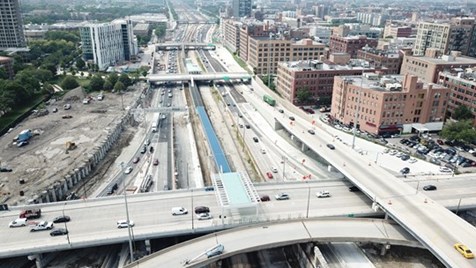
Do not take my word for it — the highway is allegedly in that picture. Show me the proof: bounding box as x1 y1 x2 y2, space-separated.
1 179 476 259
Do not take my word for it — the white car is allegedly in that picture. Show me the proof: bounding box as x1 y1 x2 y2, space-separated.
275 193 290 200
171 207 188 215
271 167 278 173
117 220 135 228
316 191 331 198
124 167 133 174
30 221 53 232
197 213 212 220
9 218 27 228
408 158 418 164
439 166 453 173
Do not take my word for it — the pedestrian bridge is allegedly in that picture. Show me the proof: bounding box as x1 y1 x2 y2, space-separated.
147 72 251 84
125 218 422 268
155 43 216 51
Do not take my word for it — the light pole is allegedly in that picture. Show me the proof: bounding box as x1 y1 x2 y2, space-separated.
62 202 71 246
120 162 134 263
415 180 420 194
282 156 287 181
191 189 195 230
306 182 311 218
455 198 462 215
375 152 379 164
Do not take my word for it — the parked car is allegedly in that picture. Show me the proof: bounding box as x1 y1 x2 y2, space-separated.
454 243 474 259
50 228 68 236
316 191 331 198
52 215 71 223
423 185 437 191
116 220 134 228
274 193 289 200
439 166 453 173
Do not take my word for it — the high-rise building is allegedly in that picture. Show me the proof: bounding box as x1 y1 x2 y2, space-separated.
0 0 26 49
80 20 137 71
232 0 252 18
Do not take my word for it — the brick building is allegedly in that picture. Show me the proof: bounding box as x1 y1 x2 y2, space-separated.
330 73 449 135
438 70 476 124
357 47 403 74
329 35 378 58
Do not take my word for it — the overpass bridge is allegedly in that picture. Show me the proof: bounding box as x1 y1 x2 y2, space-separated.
176 20 217 24
1 180 476 260
155 43 216 51
273 116 476 268
147 72 251 85
125 218 422 268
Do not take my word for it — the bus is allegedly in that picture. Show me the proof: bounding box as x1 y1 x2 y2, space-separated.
263 95 276 106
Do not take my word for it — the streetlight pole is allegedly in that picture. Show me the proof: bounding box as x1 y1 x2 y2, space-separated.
120 162 134 263
455 198 462 215
191 189 194 230
306 182 311 218
282 156 287 181
415 181 420 194
63 202 71 246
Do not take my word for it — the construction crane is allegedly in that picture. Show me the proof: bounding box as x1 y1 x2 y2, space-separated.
183 244 224 266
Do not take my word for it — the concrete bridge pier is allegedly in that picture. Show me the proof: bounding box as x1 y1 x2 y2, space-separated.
380 243 391 256
301 143 307 152
28 253 43 268
144 239 152 255
313 245 330 268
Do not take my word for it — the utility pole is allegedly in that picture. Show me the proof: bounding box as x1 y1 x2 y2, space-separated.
121 162 134 263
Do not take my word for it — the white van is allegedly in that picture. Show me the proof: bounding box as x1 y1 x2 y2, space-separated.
9 218 27 228
171 207 188 215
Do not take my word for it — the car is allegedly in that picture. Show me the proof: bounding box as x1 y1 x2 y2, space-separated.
50 228 68 236
253 137 259 142
278 109 284 113
423 185 437 191
400 167 410 174
454 243 474 259
124 167 133 174
266 172 273 179
316 191 331 198
52 108 58 113
439 166 453 173
171 207 188 215
204 186 215 191
245 124 251 129
30 221 54 232
153 159 159 165
348 186 360 192
9 218 27 228
260 195 270 202
197 212 213 220
140 146 147 154
194 206 210 214
326 144 335 150
17 141 29 147
62 115 73 119
117 220 134 228
271 167 278 173
0 167 13 172
408 158 418 164
275 193 289 200
436 139 444 145
52 215 71 223
260 148 266 154
400 155 410 161
206 244 224 258
308 129 315 135
132 157 140 164
289 116 295 121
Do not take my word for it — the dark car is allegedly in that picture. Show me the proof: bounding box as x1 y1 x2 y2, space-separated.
253 137 259 143
308 129 315 135
423 185 437 191
204 186 215 191
400 167 410 174
400 155 410 161
50 228 68 237
0 167 13 172
245 124 251 129
348 186 360 192
289 116 295 121
326 144 335 150
140 146 147 154
260 195 270 202
53 215 71 223
194 206 210 214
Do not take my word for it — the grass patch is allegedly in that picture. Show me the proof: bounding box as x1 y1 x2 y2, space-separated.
232 53 252 74
0 94 47 134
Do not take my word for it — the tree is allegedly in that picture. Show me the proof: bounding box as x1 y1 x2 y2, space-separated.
0 67 8 80
113 81 125 92
119 73 132 87
296 88 313 104
108 73 119 87
103 80 113 91
440 120 476 144
452 105 474 121
60 76 79 90
76 58 85 70
89 75 105 91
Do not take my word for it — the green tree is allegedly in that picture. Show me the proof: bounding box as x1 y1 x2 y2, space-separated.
452 105 474 121
113 81 125 92
119 73 132 87
296 88 313 104
262 75 275 91
76 58 85 70
89 75 105 91
0 67 8 79
45 30 80 43
108 73 119 87
103 80 113 91
440 120 476 144
60 76 79 90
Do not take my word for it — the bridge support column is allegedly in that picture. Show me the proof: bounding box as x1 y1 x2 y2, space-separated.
144 239 151 255
28 254 43 268
327 165 333 172
313 246 330 268
301 143 307 151
380 243 391 256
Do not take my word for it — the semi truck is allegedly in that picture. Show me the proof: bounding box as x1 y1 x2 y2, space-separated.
263 95 276 106
19 208 41 219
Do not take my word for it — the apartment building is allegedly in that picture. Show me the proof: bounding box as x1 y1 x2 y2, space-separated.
248 37 326 75
0 0 26 49
232 0 252 18
438 70 476 124
333 24 382 39
413 17 476 57
329 35 378 58
80 20 137 71
222 19 242 53
331 73 449 135
239 23 270 62
357 47 402 74
383 24 412 38
401 51 476 83
276 59 375 105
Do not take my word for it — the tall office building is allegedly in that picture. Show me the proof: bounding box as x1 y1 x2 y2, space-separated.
232 0 252 18
0 0 26 49
80 20 137 71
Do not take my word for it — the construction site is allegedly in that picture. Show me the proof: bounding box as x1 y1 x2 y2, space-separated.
0 84 147 206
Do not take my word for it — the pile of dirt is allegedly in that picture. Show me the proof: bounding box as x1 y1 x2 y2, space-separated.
62 87 86 103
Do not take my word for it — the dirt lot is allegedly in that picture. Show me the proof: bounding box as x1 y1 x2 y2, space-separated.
0 85 143 206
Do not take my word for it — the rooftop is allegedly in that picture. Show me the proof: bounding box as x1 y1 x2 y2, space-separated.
406 54 476 64
339 73 446 92
360 47 400 58
280 59 375 72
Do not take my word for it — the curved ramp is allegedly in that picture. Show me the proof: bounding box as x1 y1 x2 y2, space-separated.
125 218 421 268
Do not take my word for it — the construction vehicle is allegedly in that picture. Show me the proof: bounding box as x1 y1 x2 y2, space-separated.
65 141 77 154
19 209 41 219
